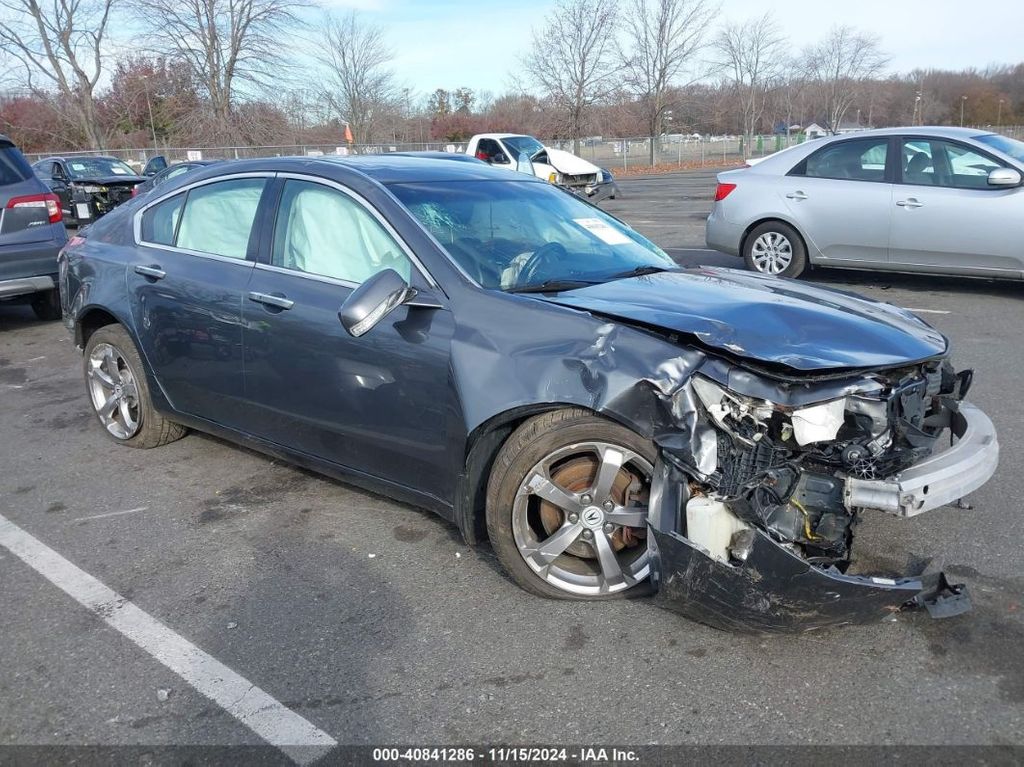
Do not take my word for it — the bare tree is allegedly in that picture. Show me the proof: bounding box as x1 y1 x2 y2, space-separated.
524 0 619 154
714 13 786 152
0 0 115 148
621 0 715 164
802 25 888 133
319 12 395 144
130 0 302 136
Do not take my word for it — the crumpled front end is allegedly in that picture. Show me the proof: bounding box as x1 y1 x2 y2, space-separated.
642 356 996 633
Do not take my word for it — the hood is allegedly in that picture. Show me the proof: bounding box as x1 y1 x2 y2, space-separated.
541 147 600 176
72 175 145 186
538 267 947 372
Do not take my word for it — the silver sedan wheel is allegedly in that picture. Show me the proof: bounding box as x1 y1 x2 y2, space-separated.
512 441 652 596
87 343 141 440
750 231 793 274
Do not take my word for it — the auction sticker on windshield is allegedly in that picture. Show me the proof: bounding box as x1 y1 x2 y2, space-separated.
574 217 631 245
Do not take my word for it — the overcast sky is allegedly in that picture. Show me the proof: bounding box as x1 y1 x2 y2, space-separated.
328 0 1024 97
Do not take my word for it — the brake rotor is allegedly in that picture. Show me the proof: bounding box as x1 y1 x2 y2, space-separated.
538 454 647 559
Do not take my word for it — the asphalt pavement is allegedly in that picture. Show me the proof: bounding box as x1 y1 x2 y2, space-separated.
1 169 1022 758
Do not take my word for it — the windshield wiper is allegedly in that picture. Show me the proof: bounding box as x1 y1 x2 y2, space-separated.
604 265 678 281
505 279 596 294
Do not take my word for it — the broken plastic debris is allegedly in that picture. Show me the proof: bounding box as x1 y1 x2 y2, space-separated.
227 621 238 630
368 553 376 558
455 552 462 558
157 688 171 702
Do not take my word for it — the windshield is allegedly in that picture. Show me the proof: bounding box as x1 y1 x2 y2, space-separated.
974 133 1024 164
389 180 676 291
502 136 545 158
66 157 138 179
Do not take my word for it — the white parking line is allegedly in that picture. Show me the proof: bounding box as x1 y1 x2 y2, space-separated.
75 506 151 522
0 513 336 764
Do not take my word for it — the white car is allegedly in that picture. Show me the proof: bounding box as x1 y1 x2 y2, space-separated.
465 133 618 201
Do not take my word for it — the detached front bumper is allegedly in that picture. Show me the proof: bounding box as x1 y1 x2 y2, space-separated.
649 526 970 633
845 401 998 517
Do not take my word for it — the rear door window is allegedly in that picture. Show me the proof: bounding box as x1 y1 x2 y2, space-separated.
792 138 890 182
175 178 266 259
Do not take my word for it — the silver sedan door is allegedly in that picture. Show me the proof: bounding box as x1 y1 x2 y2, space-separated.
780 136 893 266
888 137 1024 277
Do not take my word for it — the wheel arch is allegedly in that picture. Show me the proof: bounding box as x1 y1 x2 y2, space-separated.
739 216 813 262
75 305 122 348
456 402 630 546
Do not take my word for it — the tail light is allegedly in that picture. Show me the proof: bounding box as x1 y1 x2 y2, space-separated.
714 182 737 202
8 192 62 223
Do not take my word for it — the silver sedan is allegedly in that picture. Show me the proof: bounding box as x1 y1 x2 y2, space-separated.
706 126 1024 279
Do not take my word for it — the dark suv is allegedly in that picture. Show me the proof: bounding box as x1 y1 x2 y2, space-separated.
0 135 68 320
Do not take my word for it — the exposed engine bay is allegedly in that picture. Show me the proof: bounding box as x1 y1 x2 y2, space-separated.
644 354 990 632
686 360 970 565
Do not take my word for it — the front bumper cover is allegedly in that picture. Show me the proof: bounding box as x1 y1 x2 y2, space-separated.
650 526 971 633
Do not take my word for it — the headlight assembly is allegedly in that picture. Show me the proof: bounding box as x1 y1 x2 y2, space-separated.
690 376 846 447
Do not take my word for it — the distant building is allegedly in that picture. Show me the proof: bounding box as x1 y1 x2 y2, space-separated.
803 120 870 140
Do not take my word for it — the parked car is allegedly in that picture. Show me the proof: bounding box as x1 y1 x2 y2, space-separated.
707 126 1024 279
0 134 68 319
32 155 146 227
466 133 619 202
60 156 995 631
131 158 220 199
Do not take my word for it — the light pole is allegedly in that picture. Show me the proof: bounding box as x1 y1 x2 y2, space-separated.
997 98 1004 127
141 74 158 150
960 95 967 127
913 93 921 126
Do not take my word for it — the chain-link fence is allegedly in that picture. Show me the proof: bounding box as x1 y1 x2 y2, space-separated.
24 126 1022 173
22 135 783 171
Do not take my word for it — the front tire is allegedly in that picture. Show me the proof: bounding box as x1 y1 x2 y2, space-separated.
83 324 187 448
486 408 655 600
743 221 807 278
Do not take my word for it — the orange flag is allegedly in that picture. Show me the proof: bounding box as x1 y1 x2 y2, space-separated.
344 124 354 144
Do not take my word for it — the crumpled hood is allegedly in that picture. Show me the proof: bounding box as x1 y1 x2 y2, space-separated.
72 175 145 186
541 147 600 176
538 267 948 372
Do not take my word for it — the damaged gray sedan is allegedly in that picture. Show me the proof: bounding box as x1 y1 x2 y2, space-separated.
59 157 997 632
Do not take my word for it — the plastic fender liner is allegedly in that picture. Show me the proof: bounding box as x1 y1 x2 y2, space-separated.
647 526 971 633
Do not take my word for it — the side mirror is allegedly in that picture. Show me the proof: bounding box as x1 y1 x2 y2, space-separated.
143 156 168 177
338 268 414 337
988 167 1022 187
516 151 535 177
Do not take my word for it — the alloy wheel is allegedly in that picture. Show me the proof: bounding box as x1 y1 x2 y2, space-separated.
87 343 142 440
512 441 652 596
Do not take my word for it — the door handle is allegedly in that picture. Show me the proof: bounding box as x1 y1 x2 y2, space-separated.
786 191 807 200
134 265 166 279
896 199 924 208
248 291 294 310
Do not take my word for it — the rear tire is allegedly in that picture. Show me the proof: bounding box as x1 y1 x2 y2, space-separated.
83 324 187 449
743 221 807 278
31 288 61 321
486 408 656 600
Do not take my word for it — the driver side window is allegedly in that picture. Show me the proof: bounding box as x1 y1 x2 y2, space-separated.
271 180 412 285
